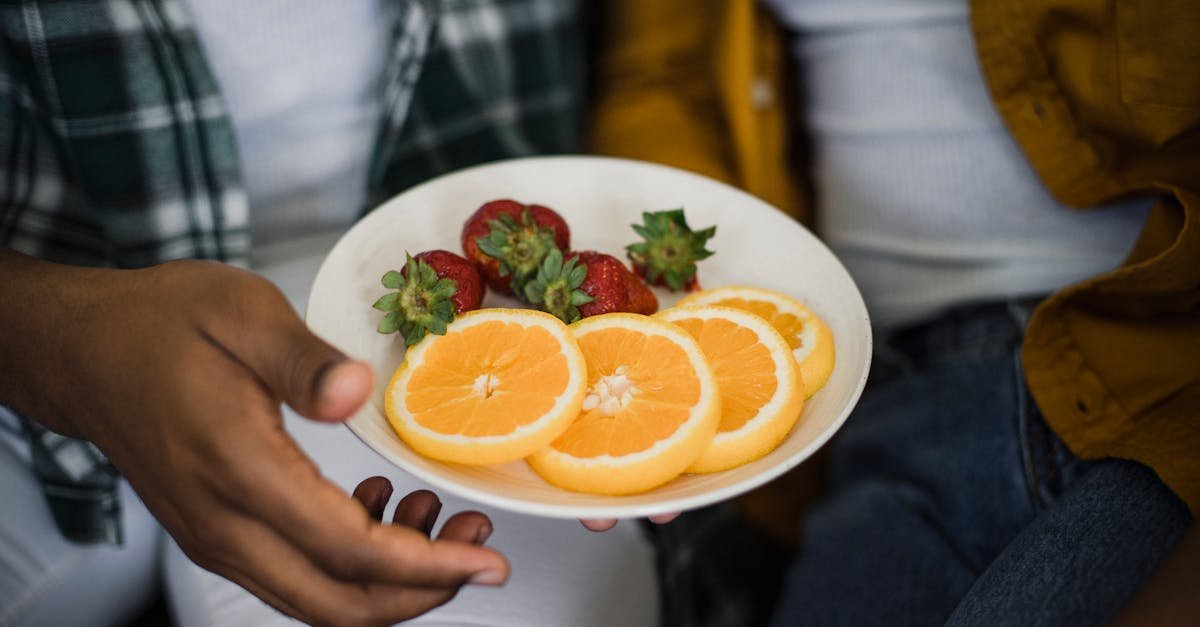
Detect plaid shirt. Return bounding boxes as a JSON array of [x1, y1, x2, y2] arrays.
[[1, 0, 583, 542], [1, 0, 583, 267]]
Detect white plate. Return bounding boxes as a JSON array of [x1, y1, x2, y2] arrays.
[[306, 156, 871, 520]]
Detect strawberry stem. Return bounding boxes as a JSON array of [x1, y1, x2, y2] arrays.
[[374, 253, 458, 346], [475, 210, 560, 294], [627, 208, 715, 291], [524, 249, 592, 323]]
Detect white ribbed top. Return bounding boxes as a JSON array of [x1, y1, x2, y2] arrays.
[[765, 0, 1150, 328], [184, 0, 392, 254]]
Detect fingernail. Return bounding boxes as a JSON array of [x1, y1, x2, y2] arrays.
[[473, 522, 493, 544], [469, 569, 505, 586], [318, 361, 369, 417], [325, 361, 356, 396]]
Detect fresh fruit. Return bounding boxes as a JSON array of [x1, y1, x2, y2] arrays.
[[677, 286, 835, 398], [373, 250, 485, 346], [626, 208, 716, 292], [527, 313, 721, 495], [385, 308, 587, 465], [523, 249, 658, 323], [656, 306, 805, 473], [461, 199, 571, 296]]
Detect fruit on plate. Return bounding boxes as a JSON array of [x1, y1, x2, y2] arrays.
[[626, 208, 716, 292], [523, 249, 658, 323], [385, 309, 587, 465], [527, 313, 720, 495], [461, 199, 571, 296], [373, 250, 485, 346], [677, 286, 835, 398], [656, 306, 805, 473]]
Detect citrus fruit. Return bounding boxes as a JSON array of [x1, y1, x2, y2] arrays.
[[677, 286, 835, 398], [385, 308, 587, 465], [656, 306, 805, 473], [527, 313, 721, 495]]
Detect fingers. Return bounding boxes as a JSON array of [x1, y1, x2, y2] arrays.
[[437, 511, 494, 547], [393, 489, 441, 536], [356, 480, 490, 547], [360, 483, 502, 581], [209, 419, 508, 592], [182, 483, 507, 626], [192, 510, 477, 627], [334, 501, 506, 588], [580, 512, 680, 532], [352, 476, 394, 520], [580, 519, 618, 532]]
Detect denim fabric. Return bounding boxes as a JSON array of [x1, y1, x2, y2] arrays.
[[770, 300, 1191, 627]]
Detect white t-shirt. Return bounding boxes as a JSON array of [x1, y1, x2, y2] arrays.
[[184, 0, 393, 256], [765, 0, 1150, 328]]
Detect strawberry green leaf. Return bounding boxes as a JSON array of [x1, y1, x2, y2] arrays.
[[426, 316, 448, 336], [378, 311, 401, 334], [542, 245, 563, 278], [626, 208, 715, 292], [567, 262, 587, 289], [372, 292, 400, 311], [524, 280, 546, 305], [431, 299, 454, 320], [374, 256, 460, 342], [474, 209, 562, 297], [431, 278, 457, 300], [524, 248, 591, 323], [401, 322, 425, 347], [381, 270, 405, 289]]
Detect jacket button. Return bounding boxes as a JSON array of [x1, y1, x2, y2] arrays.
[[752, 77, 774, 110], [1030, 100, 1046, 120]]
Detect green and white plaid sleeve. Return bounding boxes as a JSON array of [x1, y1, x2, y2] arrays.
[[0, 0, 249, 268]]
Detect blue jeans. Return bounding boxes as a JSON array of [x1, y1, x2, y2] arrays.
[[770, 300, 1191, 627]]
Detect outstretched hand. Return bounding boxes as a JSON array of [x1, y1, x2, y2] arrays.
[[1, 253, 508, 626]]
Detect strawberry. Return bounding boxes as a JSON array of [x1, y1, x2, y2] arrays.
[[626, 208, 716, 292], [461, 199, 571, 296], [373, 250, 484, 346], [523, 249, 658, 323]]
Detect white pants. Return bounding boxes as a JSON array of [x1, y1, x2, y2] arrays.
[[1, 233, 659, 626], [0, 419, 160, 627]]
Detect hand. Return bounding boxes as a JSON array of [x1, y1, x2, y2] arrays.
[[580, 513, 680, 532], [0, 254, 509, 626], [351, 478, 498, 600]]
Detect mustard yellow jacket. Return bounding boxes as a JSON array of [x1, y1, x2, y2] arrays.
[[589, 0, 1200, 514]]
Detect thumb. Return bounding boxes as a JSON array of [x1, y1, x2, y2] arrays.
[[259, 325, 373, 421], [304, 358, 374, 422], [213, 279, 374, 421]]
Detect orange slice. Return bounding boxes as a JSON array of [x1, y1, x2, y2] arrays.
[[677, 286, 835, 398], [656, 306, 805, 473], [527, 313, 720, 495], [385, 309, 587, 465]]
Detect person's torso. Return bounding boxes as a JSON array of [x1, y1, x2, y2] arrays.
[[765, 0, 1150, 329], [184, 0, 393, 251]]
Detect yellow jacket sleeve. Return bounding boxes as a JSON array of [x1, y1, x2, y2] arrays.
[[587, 0, 809, 223]]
